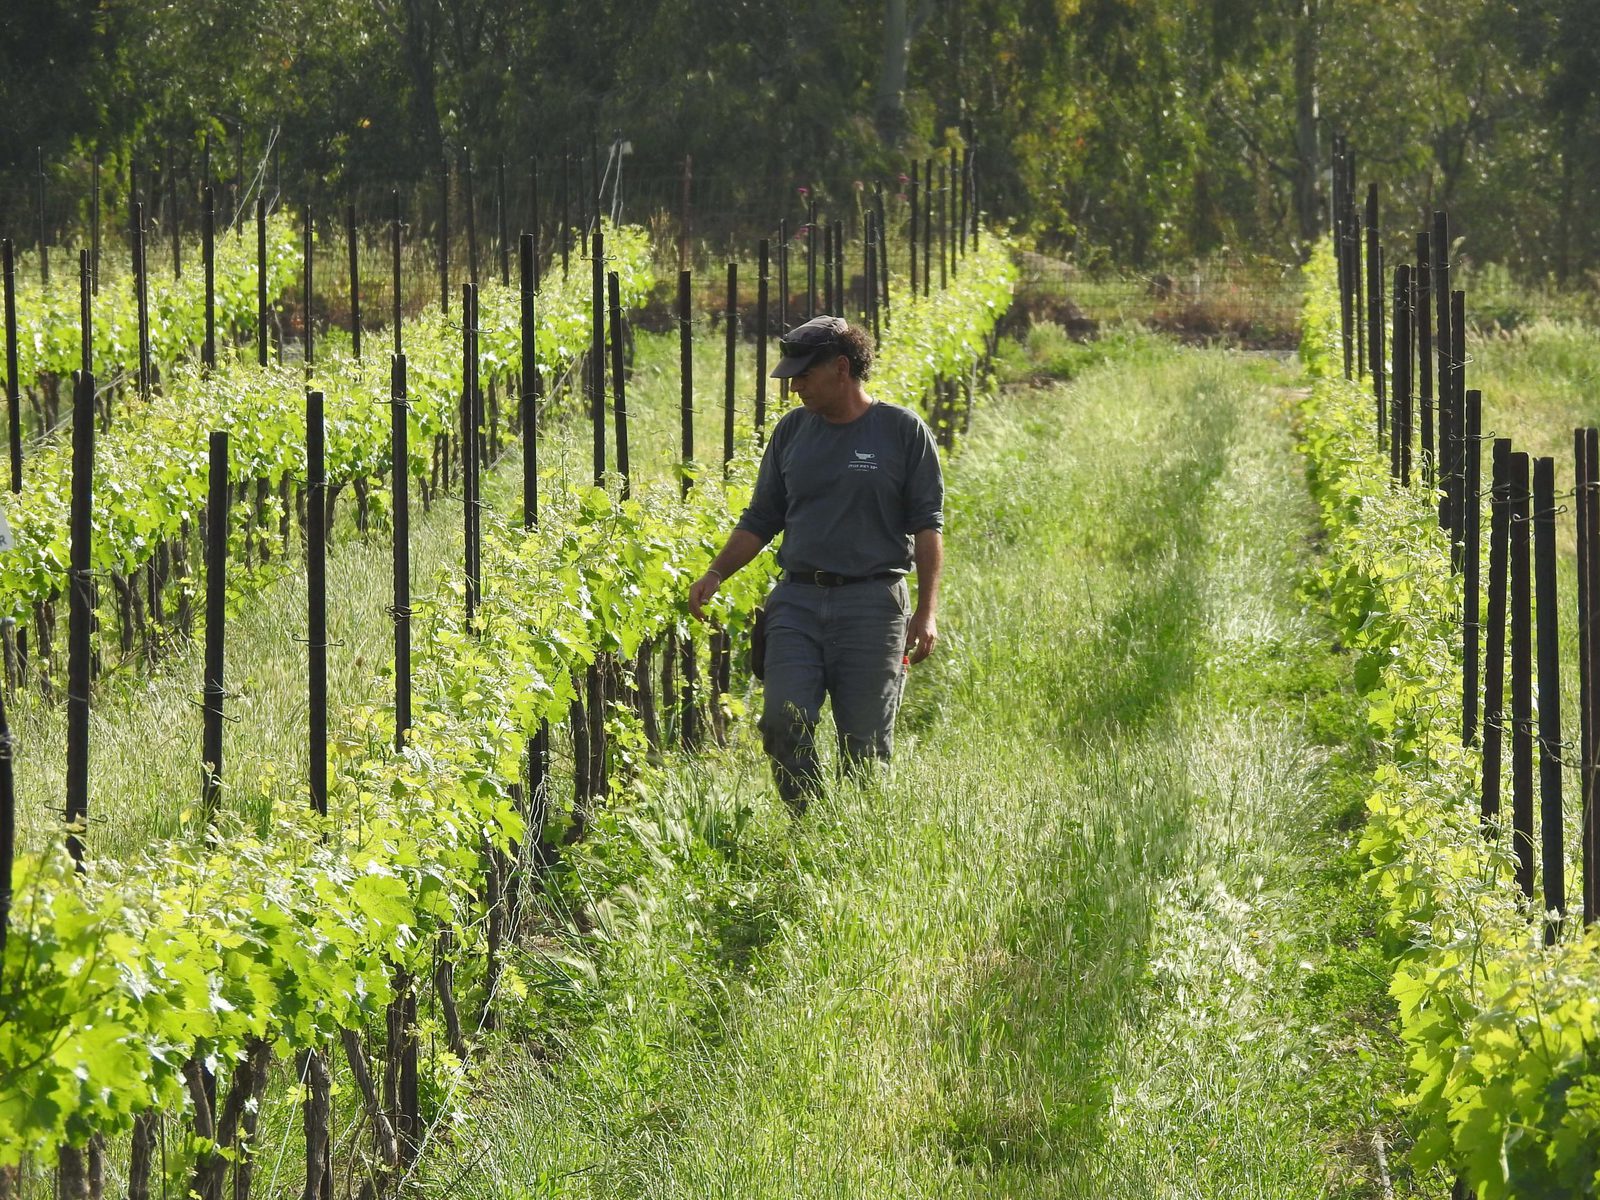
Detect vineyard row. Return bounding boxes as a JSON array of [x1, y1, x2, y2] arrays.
[[1302, 142, 1600, 1198], [0, 227, 1015, 1190]]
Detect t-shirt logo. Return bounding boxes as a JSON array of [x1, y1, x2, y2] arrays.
[[849, 450, 879, 471]]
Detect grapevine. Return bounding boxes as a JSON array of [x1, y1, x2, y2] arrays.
[[1299, 239, 1600, 1198], [0, 221, 655, 627], [4, 212, 300, 404], [0, 227, 1013, 1168]]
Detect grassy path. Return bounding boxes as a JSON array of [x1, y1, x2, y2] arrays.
[[420, 342, 1436, 1198]]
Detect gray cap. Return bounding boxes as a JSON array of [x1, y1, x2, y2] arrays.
[[771, 315, 849, 378]]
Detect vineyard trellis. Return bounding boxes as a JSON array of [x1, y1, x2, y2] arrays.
[[0, 141, 1012, 1200], [1307, 136, 1600, 1198]]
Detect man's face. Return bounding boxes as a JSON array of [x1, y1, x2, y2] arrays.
[[791, 353, 848, 409]]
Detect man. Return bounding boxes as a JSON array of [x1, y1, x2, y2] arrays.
[[687, 315, 944, 813]]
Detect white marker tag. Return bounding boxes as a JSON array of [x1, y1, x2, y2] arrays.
[[0, 507, 11, 552]]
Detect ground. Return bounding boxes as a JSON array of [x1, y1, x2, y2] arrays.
[[393, 334, 1451, 1199]]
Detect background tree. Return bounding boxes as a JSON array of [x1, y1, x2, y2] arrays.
[[1, 0, 1596, 276]]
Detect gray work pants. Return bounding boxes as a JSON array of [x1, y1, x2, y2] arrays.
[[758, 576, 910, 811]]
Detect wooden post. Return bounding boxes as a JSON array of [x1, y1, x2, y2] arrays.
[[201, 431, 228, 819], [346, 204, 361, 361], [1365, 184, 1384, 445], [1416, 231, 1433, 482], [1483, 438, 1512, 829], [256, 198, 268, 367], [391, 355, 412, 748], [1533, 456, 1566, 939], [64, 256, 94, 867], [439, 160, 450, 313], [91, 149, 101, 296], [1463, 388, 1482, 745], [756, 239, 769, 445], [203, 186, 216, 369], [1585, 428, 1600, 924], [3, 241, 20, 487], [609, 272, 630, 499], [392, 191, 404, 357], [307, 390, 328, 818], [464, 155, 480, 288], [1576, 430, 1594, 919], [724, 261, 737, 470], [910, 161, 920, 298], [680, 270, 693, 499], [1509, 451, 1534, 899], [521, 234, 539, 528], [462, 286, 480, 621], [590, 226, 606, 487], [302, 205, 315, 370]]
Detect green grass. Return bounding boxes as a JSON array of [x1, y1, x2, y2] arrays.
[[1, 314, 1449, 1196], [393, 334, 1438, 1198], [1457, 264, 1600, 333], [1470, 318, 1600, 464]]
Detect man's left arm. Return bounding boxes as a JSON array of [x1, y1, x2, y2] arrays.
[[907, 527, 943, 663]]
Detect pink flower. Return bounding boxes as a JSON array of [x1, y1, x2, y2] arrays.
[[797, 185, 810, 196]]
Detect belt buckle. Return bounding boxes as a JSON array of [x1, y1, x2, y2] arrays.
[[813, 570, 831, 587]]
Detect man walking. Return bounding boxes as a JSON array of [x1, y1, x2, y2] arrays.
[[688, 315, 944, 813]]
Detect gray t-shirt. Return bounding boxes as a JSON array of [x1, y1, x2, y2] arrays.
[[736, 400, 944, 576]]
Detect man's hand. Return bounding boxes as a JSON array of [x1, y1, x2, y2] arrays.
[[687, 531, 767, 622], [909, 528, 943, 664], [688, 572, 721, 621], [906, 608, 938, 664]]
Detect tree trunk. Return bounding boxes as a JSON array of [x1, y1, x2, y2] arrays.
[[299, 1049, 332, 1200], [87, 1136, 104, 1200], [433, 937, 467, 1058], [638, 640, 660, 755], [231, 1039, 274, 1200], [129, 1115, 158, 1200], [875, 0, 913, 145], [182, 1057, 220, 1200], [1292, 0, 1322, 251], [1558, 111, 1576, 286], [402, 0, 446, 170], [340, 1029, 400, 1170], [58, 1146, 88, 1200]]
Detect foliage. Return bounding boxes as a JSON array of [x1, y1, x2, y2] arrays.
[[872, 235, 1014, 407], [6, 2, 1600, 277], [0, 219, 654, 624], [5, 210, 300, 391], [1299, 240, 1600, 1196], [0, 227, 1013, 1164]]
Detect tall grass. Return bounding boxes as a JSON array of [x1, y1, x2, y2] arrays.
[[415, 340, 1435, 1197]]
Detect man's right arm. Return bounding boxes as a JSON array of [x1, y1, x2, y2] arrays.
[[688, 528, 768, 620], [690, 417, 787, 620]]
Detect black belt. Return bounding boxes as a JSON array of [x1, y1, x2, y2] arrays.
[[784, 570, 901, 588]]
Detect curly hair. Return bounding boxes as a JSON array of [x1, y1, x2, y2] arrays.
[[836, 322, 875, 380]]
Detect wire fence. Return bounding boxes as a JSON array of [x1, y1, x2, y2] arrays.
[[1453, 263, 1600, 331]]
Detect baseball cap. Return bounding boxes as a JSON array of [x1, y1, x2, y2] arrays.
[[771, 315, 849, 378]]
